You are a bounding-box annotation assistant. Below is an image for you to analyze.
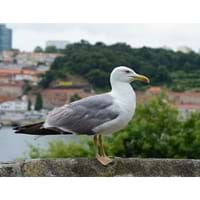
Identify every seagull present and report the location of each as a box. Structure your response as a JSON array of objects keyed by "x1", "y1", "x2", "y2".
[{"x1": 15, "y1": 66, "x2": 150, "y2": 165}]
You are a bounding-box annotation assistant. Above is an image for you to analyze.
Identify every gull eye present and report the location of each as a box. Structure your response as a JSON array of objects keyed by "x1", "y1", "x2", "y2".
[{"x1": 125, "y1": 70, "x2": 131, "y2": 73}]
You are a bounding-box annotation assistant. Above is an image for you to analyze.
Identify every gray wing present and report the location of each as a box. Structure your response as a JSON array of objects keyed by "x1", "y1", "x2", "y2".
[{"x1": 45, "y1": 93, "x2": 119, "y2": 135}]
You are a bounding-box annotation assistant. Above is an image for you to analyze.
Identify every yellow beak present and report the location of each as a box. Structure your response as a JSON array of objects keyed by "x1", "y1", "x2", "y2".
[{"x1": 134, "y1": 74, "x2": 150, "y2": 83}]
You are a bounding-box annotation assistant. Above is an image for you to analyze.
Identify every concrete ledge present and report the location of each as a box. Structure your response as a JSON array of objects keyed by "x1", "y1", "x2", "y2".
[{"x1": 1, "y1": 158, "x2": 200, "y2": 177}]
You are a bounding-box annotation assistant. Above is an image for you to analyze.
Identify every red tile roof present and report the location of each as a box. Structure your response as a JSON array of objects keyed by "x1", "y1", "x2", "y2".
[
  {"x1": 0, "y1": 96, "x2": 15, "y2": 103},
  {"x1": 147, "y1": 87, "x2": 161, "y2": 93}
]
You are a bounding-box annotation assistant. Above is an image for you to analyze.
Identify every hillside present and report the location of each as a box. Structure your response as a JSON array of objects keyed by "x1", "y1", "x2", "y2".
[{"x1": 39, "y1": 40, "x2": 200, "y2": 91}]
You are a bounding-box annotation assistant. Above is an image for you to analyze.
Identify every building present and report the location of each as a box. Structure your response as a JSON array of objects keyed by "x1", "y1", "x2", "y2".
[
  {"x1": 0, "y1": 63, "x2": 23, "y2": 74},
  {"x1": 138, "y1": 86, "x2": 200, "y2": 117},
  {"x1": 146, "y1": 86, "x2": 162, "y2": 95},
  {"x1": 0, "y1": 63, "x2": 47, "y2": 85},
  {"x1": 42, "y1": 86, "x2": 92, "y2": 109},
  {"x1": 0, "y1": 96, "x2": 15, "y2": 104},
  {"x1": 0, "y1": 24, "x2": 12, "y2": 51},
  {"x1": 176, "y1": 104, "x2": 200, "y2": 118},
  {"x1": 0, "y1": 99, "x2": 28, "y2": 112},
  {"x1": 36, "y1": 65, "x2": 50, "y2": 73},
  {"x1": 168, "y1": 91, "x2": 200, "y2": 105},
  {"x1": 0, "y1": 50, "x2": 61, "y2": 66},
  {"x1": 177, "y1": 46, "x2": 193, "y2": 54},
  {"x1": 16, "y1": 52, "x2": 62, "y2": 66},
  {"x1": 46, "y1": 40, "x2": 70, "y2": 49},
  {"x1": 160, "y1": 45, "x2": 173, "y2": 51},
  {"x1": 0, "y1": 50, "x2": 18, "y2": 63},
  {"x1": 168, "y1": 91, "x2": 200, "y2": 117},
  {"x1": 0, "y1": 74, "x2": 15, "y2": 84},
  {"x1": 0, "y1": 84, "x2": 23, "y2": 98}
]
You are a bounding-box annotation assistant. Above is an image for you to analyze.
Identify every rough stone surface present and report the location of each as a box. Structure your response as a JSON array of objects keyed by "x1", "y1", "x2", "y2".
[{"x1": 0, "y1": 158, "x2": 200, "y2": 177}]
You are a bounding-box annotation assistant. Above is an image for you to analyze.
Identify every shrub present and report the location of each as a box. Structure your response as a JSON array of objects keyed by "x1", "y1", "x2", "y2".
[{"x1": 27, "y1": 96, "x2": 200, "y2": 159}]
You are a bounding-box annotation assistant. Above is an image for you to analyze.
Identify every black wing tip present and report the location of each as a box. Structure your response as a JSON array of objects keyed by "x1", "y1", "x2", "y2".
[
  {"x1": 13, "y1": 126, "x2": 19, "y2": 130},
  {"x1": 14, "y1": 128, "x2": 25, "y2": 134},
  {"x1": 13, "y1": 122, "x2": 74, "y2": 135},
  {"x1": 14, "y1": 130, "x2": 21, "y2": 133}
]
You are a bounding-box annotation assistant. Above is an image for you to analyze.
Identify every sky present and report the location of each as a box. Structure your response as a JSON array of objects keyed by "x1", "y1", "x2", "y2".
[{"x1": 6, "y1": 23, "x2": 200, "y2": 52}]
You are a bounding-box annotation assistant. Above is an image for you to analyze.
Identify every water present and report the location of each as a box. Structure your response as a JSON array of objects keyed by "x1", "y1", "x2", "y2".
[{"x1": 0, "y1": 126, "x2": 75, "y2": 162}]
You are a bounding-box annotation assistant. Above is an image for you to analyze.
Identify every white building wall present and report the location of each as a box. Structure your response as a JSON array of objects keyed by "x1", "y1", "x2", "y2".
[
  {"x1": 0, "y1": 100, "x2": 28, "y2": 111},
  {"x1": 46, "y1": 40, "x2": 70, "y2": 49},
  {"x1": 15, "y1": 74, "x2": 34, "y2": 81}
]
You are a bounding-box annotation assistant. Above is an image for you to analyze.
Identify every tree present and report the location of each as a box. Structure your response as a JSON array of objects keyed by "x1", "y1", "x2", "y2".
[
  {"x1": 23, "y1": 80, "x2": 32, "y2": 94},
  {"x1": 154, "y1": 65, "x2": 172, "y2": 84},
  {"x1": 27, "y1": 99, "x2": 32, "y2": 111},
  {"x1": 106, "y1": 95, "x2": 181, "y2": 158},
  {"x1": 40, "y1": 40, "x2": 200, "y2": 90},
  {"x1": 39, "y1": 71, "x2": 54, "y2": 88},
  {"x1": 34, "y1": 46, "x2": 43, "y2": 53},
  {"x1": 45, "y1": 46, "x2": 58, "y2": 53},
  {"x1": 35, "y1": 93, "x2": 43, "y2": 111},
  {"x1": 27, "y1": 95, "x2": 200, "y2": 159},
  {"x1": 183, "y1": 62, "x2": 192, "y2": 73},
  {"x1": 13, "y1": 58, "x2": 17, "y2": 64},
  {"x1": 86, "y1": 69, "x2": 109, "y2": 88},
  {"x1": 70, "y1": 94, "x2": 81, "y2": 102}
]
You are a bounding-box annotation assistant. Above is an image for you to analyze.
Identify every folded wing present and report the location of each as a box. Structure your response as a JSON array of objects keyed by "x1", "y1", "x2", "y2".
[{"x1": 45, "y1": 93, "x2": 119, "y2": 135}]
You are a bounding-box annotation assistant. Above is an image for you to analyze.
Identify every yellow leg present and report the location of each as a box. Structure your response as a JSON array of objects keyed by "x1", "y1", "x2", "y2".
[
  {"x1": 98, "y1": 134, "x2": 106, "y2": 156},
  {"x1": 93, "y1": 135, "x2": 101, "y2": 156},
  {"x1": 99, "y1": 134, "x2": 113, "y2": 164},
  {"x1": 93, "y1": 134, "x2": 113, "y2": 166}
]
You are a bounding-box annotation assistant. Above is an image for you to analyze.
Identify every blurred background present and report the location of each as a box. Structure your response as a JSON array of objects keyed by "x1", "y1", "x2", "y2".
[{"x1": 0, "y1": 23, "x2": 200, "y2": 162}]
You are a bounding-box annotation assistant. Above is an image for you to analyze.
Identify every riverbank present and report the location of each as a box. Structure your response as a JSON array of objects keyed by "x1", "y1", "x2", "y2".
[
  {"x1": 0, "y1": 110, "x2": 47, "y2": 126},
  {"x1": 0, "y1": 127, "x2": 74, "y2": 162}
]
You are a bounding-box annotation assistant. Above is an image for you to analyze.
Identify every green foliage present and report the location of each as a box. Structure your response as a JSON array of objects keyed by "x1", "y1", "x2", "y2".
[
  {"x1": 28, "y1": 96, "x2": 200, "y2": 159},
  {"x1": 154, "y1": 65, "x2": 172, "y2": 84},
  {"x1": 28, "y1": 139, "x2": 94, "y2": 159},
  {"x1": 70, "y1": 94, "x2": 81, "y2": 102},
  {"x1": 34, "y1": 93, "x2": 43, "y2": 110},
  {"x1": 27, "y1": 99, "x2": 32, "y2": 111},
  {"x1": 86, "y1": 69, "x2": 109, "y2": 88},
  {"x1": 23, "y1": 80, "x2": 32, "y2": 94},
  {"x1": 39, "y1": 71, "x2": 54, "y2": 88},
  {"x1": 45, "y1": 45, "x2": 58, "y2": 53},
  {"x1": 177, "y1": 112, "x2": 200, "y2": 158},
  {"x1": 106, "y1": 96, "x2": 181, "y2": 158},
  {"x1": 40, "y1": 41, "x2": 200, "y2": 90},
  {"x1": 34, "y1": 46, "x2": 43, "y2": 53},
  {"x1": 171, "y1": 70, "x2": 200, "y2": 91}
]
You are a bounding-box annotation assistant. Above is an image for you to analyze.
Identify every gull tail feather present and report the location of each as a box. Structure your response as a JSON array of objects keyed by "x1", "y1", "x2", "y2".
[{"x1": 14, "y1": 122, "x2": 72, "y2": 135}]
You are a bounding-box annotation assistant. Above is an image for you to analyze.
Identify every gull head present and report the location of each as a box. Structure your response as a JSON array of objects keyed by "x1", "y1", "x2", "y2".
[{"x1": 110, "y1": 66, "x2": 150, "y2": 84}]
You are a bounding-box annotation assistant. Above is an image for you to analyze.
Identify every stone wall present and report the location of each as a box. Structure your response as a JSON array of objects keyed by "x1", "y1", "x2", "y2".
[{"x1": 1, "y1": 158, "x2": 200, "y2": 177}]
